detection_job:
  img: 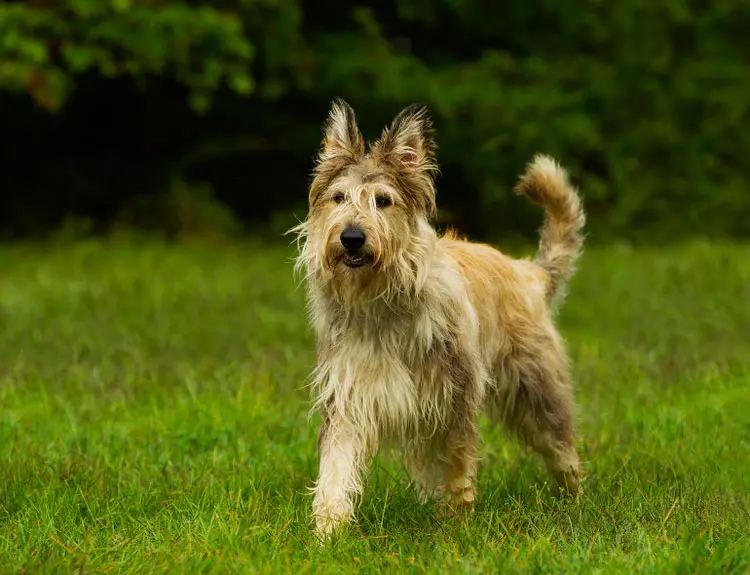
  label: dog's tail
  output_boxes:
[514,154,585,310]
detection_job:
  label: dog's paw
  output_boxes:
[313,515,358,547]
[553,469,584,499]
[313,498,353,539]
[437,487,476,518]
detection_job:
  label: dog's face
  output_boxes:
[294,100,439,304]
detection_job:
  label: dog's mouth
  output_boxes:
[342,252,372,268]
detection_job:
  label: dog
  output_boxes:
[290,99,586,537]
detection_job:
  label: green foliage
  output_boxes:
[1,0,749,240]
[299,2,750,240]
[0,1,254,112]
[0,240,748,571]
[113,178,244,240]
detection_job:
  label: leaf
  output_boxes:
[62,45,101,72]
[189,92,211,115]
[229,71,254,95]
[1,30,22,51]
[112,0,132,12]
[18,39,48,64]
[25,67,69,113]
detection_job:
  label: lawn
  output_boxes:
[0,238,748,573]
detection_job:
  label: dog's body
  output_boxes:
[291,100,586,536]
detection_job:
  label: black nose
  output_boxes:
[340,227,366,250]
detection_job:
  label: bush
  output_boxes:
[1,0,748,241]
[113,179,244,240]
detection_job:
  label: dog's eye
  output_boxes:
[375,195,392,208]
[332,193,345,204]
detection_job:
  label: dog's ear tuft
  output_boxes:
[374,103,437,172]
[320,98,365,161]
[308,99,365,207]
[371,104,439,217]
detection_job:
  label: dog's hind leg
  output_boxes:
[498,332,582,495]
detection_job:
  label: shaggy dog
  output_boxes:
[291,99,586,536]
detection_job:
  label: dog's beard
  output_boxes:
[323,245,430,310]
[321,237,399,307]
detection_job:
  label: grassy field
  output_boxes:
[0,238,748,573]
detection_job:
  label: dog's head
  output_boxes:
[292,99,439,305]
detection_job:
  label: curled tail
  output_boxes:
[514,154,586,310]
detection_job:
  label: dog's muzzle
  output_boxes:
[340,227,369,268]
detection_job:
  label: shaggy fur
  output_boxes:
[290,99,586,537]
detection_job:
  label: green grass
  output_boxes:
[0,238,748,573]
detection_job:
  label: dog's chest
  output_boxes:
[324,312,453,432]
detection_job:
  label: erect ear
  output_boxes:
[318,98,365,163]
[308,99,364,207]
[373,103,437,173]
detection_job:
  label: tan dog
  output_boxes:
[291,99,586,537]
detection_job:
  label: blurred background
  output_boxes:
[2,0,748,245]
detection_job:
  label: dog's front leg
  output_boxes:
[440,415,478,515]
[313,416,369,537]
